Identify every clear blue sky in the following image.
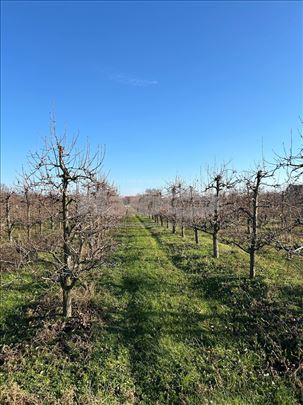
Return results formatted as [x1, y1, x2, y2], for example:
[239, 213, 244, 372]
[1, 1, 302, 195]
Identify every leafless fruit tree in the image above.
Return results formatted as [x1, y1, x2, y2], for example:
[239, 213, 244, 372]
[223, 166, 284, 278]
[23, 125, 119, 317]
[203, 165, 237, 258]
[274, 131, 303, 260]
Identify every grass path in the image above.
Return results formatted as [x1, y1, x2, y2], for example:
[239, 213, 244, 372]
[104, 215, 217, 403]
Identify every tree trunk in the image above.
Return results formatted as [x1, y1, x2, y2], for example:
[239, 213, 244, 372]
[27, 224, 31, 240]
[26, 200, 31, 240]
[249, 249, 255, 279]
[5, 196, 13, 242]
[249, 170, 261, 279]
[166, 219, 169, 228]
[213, 232, 219, 258]
[212, 176, 220, 258]
[63, 288, 72, 317]
[194, 227, 199, 244]
[60, 150, 73, 318]
[160, 216, 163, 226]
[172, 222, 176, 234]
[181, 225, 185, 238]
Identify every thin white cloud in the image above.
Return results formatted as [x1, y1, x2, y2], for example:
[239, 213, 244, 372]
[110, 72, 158, 87]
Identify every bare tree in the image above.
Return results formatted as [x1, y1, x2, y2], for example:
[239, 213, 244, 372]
[274, 131, 303, 259]
[0, 186, 18, 242]
[13, 174, 31, 241]
[276, 126, 303, 182]
[25, 123, 116, 317]
[189, 185, 200, 244]
[203, 165, 237, 258]
[224, 166, 278, 278]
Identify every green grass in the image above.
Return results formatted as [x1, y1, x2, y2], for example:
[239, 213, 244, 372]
[0, 215, 302, 404]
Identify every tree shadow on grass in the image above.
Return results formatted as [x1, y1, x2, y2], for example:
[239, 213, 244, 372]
[1, 300, 46, 346]
[102, 265, 233, 403]
[138, 217, 303, 400]
[0, 277, 53, 346]
[182, 265, 303, 398]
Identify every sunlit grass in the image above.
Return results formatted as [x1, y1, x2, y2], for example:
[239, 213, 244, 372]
[0, 215, 301, 404]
